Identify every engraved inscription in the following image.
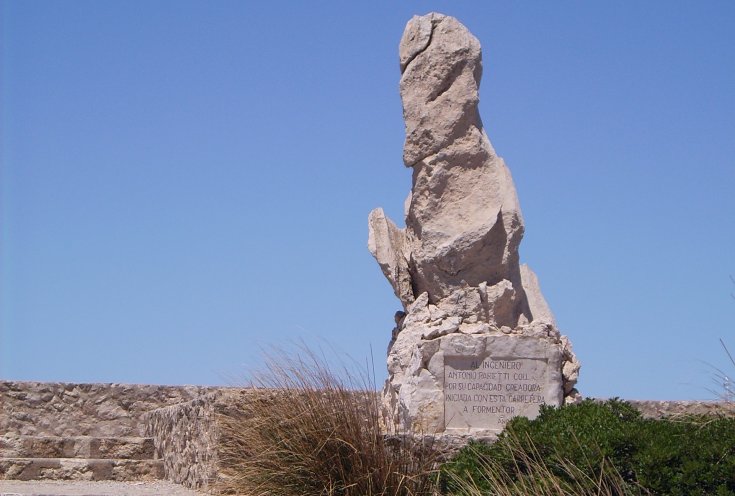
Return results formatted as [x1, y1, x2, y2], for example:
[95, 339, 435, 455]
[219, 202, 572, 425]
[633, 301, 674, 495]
[444, 356, 550, 431]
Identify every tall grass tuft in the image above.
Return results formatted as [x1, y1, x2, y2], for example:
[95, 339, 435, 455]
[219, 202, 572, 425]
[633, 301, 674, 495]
[716, 338, 735, 402]
[216, 345, 440, 496]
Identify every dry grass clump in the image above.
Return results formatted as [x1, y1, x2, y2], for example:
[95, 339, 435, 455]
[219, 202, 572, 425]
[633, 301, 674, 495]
[216, 346, 440, 496]
[715, 338, 735, 402]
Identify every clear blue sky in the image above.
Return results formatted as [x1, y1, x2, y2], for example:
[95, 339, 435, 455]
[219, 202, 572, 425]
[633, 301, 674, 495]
[2, 1, 734, 400]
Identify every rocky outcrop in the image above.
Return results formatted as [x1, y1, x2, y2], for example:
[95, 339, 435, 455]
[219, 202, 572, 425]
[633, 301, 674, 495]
[371, 13, 527, 308]
[369, 13, 580, 435]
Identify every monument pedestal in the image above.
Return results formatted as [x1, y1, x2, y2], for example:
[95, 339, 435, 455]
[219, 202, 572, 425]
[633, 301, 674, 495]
[384, 331, 567, 436]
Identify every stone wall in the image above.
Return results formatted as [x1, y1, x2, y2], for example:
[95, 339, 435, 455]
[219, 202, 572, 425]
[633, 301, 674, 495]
[143, 392, 222, 490]
[0, 381, 213, 437]
[3, 380, 734, 489]
[626, 399, 735, 418]
[143, 389, 260, 491]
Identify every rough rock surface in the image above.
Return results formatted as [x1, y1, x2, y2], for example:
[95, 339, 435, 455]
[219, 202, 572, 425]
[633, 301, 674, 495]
[0, 436, 155, 460]
[0, 382, 212, 438]
[625, 400, 735, 419]
[372, 12, 527, 307]
[369, 13, 580, 434]
[0, 480, 207, 496]
[143, 388, 267, 491]
[143, 393, 222, 490]
[0, 457, 164, 482]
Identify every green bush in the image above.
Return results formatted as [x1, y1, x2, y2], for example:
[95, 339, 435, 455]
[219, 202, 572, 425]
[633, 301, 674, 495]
[442, 399, 735, 496]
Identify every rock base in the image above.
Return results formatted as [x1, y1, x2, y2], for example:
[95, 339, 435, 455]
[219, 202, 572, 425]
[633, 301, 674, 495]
[384, 332, 575, 436]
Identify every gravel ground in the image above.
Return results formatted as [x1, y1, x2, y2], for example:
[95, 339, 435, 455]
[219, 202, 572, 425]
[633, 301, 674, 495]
[0, 481, 208, 496]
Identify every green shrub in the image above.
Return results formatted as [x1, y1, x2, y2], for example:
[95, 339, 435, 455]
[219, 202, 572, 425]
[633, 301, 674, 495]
[631, 416, 735, 495]
[442, 399, 735, 495]
[443, 433, 639, 496]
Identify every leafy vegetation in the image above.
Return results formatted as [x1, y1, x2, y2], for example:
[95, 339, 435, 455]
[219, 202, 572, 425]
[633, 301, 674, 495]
[442, 399, 735, 496]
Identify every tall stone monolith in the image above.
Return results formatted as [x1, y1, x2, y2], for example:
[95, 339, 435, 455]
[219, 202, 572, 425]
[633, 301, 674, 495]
[369, 13, 580, 437]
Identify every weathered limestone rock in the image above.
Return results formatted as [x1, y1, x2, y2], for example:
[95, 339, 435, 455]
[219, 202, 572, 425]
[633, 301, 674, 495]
[370, 13, 527, 308]
[368, 209, 413, 307]
[519, 264, 557, 327]
[369, 13, 580, 436]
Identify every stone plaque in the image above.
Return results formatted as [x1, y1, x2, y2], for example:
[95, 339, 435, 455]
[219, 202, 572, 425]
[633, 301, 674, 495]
[444, 355, 553, 431]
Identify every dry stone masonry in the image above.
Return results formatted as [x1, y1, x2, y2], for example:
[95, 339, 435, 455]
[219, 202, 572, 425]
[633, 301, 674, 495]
[369, 13, 580, 436]
[2, 381, 732, 488]
[0, 381, 211, 483]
